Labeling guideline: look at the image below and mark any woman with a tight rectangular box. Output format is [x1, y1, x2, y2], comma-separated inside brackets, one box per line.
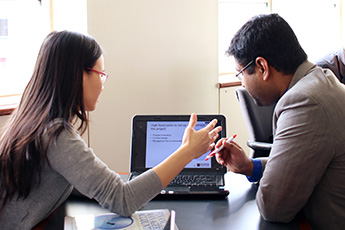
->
[0, 31, 221, 229]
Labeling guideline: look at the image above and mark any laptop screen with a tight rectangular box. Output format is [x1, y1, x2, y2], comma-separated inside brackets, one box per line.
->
[130, 115, 227, 173]
[146, 120, 211, 168]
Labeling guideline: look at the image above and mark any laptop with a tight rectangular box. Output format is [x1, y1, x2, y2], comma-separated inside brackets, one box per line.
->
[128, 114, 229, 198]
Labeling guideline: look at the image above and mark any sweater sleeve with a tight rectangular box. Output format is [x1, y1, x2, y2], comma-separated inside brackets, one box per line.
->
[46, 127, 163, 216]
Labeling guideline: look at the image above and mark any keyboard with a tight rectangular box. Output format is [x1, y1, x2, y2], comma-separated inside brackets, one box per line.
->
[169, 174, 220, 186]
[137, 210, 167, 229]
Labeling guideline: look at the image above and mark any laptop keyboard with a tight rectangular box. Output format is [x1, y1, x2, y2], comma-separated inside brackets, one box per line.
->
[169, 174, 220, 186]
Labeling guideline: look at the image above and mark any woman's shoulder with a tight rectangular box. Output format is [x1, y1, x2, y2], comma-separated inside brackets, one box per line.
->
[44, 119, 89, 159]
[41, 118, 83, 150]
[45, 118, 79, 135]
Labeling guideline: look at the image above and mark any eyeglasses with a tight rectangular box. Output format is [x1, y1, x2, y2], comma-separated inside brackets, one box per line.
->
[235, 60, 254, 80]
[86, 67, 109, 84]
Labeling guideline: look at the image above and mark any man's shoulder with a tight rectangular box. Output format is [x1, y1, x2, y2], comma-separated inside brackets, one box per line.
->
[282, 66, 344, 104]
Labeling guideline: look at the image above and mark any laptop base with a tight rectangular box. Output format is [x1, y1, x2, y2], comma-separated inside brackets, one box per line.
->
[153, 191, 229, 200]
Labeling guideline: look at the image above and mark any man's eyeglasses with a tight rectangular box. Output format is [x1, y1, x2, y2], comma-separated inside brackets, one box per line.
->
[235, 60, 254, 80]
[86, 67, 109, 84]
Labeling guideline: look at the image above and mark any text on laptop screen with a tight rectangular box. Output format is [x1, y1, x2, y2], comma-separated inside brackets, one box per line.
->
[146, 121, 211, 168]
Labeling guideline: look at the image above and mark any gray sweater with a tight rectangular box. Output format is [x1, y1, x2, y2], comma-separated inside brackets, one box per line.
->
[0, 121, 162, 229]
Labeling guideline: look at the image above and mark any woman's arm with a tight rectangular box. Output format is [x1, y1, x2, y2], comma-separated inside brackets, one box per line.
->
[153, 113, 222, 187]
[46, 113, 222, 216]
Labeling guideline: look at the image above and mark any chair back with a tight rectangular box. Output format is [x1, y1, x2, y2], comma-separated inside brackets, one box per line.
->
[315, 48, 345, 84]
[236, 87, 274, 157]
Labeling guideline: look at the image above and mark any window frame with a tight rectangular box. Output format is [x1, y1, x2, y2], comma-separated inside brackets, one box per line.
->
[0, 0, 87, 116]
[0, 0, 52, 116]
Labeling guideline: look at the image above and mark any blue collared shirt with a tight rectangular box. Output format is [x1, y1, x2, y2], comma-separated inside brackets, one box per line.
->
[246, 158, 262, 182]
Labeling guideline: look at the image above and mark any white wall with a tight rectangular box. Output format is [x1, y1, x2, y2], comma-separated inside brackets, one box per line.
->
[87, 0, 219, 172]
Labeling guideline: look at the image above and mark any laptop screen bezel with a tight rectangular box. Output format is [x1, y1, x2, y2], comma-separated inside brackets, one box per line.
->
[130, 114, 227, 174]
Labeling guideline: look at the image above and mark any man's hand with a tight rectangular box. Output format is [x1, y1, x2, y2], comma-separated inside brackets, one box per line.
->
[215, 138, 254, 176]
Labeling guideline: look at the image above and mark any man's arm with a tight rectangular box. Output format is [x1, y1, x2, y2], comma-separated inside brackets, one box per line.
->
[256, 92, 332, 223]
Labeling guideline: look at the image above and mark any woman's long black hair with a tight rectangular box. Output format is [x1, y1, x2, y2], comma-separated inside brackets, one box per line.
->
[0, 31, 103, 211]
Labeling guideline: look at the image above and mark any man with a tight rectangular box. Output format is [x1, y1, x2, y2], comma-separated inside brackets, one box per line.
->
[216, 14, 345, 229]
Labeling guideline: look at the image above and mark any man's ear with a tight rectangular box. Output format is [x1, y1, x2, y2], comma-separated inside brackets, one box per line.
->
[255, 57, 270, 81]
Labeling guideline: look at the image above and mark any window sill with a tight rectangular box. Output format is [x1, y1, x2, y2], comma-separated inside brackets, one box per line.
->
[218, 73, 241, 88]
[218, 81, 241, 88]
[0, 95, 20, 116]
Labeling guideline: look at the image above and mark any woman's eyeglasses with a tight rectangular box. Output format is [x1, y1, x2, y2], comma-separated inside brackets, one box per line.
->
[86, 67, 109, 84]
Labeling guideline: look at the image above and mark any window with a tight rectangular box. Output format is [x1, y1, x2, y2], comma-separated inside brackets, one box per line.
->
[218, 0, 344, 82]
[272, 0, 342, 62]
[218, 0, 270, 80]
[0, 19, 8, 37]
[0, 0, 50, 97]
[0, 0, 87, 112]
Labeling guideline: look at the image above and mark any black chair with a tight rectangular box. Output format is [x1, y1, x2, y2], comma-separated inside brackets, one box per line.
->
[236, 87, 274, 158]
[315, 48, 345, 84]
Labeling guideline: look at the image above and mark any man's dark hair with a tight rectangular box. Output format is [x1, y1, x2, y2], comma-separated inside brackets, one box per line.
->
[227, 14, 307, 75]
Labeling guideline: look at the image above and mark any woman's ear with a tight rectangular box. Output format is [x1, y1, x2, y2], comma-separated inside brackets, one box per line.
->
[255, 57, 270, 81]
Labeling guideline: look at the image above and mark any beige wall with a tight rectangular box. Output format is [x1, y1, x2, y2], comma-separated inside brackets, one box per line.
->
[219, 86, 250, 156]
[87, 0, 220, 172]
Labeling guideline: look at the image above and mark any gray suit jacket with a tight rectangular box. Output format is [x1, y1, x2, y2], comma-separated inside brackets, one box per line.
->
[257, 61, 345, 230]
